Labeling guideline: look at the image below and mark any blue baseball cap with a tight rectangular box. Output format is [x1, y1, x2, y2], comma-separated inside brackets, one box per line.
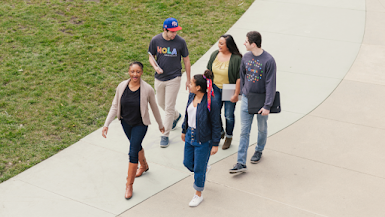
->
[163, 17, 182, 31]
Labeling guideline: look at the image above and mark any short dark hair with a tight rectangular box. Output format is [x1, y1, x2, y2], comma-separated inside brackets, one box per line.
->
[194, 70, 214, 93]
[220, 34, 242, 58]
[129, 61, 143, 70]
[246, 31, 262, 48]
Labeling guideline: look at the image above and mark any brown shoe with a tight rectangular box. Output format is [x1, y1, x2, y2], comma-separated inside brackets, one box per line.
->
[222, 137, 232, 150]
[125, 162, 138, 199]
[136, 149, 149, 177]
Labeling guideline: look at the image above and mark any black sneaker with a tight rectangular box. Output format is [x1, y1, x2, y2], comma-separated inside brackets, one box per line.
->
[250, 151, 262, 164]
[229, 163, 247, 174]
[172, 113, 182, 130]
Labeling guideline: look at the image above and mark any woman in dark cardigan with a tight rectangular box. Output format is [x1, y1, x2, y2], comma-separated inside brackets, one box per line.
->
[207, 34, 242, 150]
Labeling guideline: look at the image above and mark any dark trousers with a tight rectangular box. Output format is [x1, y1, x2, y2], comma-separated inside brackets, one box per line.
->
[213, 84, 237, 137]
[121, 120, 148, 164]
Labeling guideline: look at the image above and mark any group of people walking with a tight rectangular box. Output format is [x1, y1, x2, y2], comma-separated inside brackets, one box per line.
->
[102, 17, 277, 207]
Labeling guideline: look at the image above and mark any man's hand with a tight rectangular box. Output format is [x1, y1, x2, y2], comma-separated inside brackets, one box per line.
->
[156, 67, 163, 74]
[258, 108, 270, 116]
[183, 56, 191, 91]
[181, 133, 186, 142]
[186, 78, 190, 91]
[149, 53, 163, 74]
[159, 127, 165, 134]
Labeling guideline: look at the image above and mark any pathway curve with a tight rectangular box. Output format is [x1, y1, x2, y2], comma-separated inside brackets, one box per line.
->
[2, 0, 383, 216]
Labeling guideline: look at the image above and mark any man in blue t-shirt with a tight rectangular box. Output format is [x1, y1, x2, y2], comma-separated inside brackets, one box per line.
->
[229, 31, 277, 174]
[148, 17, 191, 148]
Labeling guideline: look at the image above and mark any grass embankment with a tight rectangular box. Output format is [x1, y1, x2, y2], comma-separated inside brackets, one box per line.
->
[0, 0, 253, 183]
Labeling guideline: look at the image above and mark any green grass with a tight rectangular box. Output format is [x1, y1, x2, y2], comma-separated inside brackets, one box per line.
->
[0, 0, 253, 183]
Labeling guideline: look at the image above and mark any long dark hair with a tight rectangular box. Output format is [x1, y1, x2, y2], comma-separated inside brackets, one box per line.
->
[221, 34, 242, 58]
[194, 70, 214, 93]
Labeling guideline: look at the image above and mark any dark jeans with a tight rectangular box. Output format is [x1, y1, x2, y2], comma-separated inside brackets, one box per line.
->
[121, 120, 148, 164]
[213, 85, 237, 137]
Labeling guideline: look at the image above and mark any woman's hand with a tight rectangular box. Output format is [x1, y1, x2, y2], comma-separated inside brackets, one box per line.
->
[230, 94, 239, 103]
[211, 146, 218, 155]
[181, 133, 185, 142]
[102, 126, 108, 138]
[159, 127, 165, 134]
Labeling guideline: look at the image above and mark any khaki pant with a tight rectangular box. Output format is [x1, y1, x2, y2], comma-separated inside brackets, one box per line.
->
[154, 76, 181, 137]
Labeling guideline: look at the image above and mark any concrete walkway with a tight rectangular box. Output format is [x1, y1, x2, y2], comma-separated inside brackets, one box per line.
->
[2, 0, 385, 216]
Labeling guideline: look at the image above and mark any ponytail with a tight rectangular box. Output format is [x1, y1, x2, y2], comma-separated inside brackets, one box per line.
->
[194, 69, 214, 111]
[194, 69, 214, 93]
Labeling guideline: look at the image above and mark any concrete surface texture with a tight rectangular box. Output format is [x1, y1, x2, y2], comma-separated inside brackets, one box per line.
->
[1, 0, 385, 216]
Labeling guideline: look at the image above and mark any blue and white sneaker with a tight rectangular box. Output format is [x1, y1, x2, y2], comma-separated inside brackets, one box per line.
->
[172, 113, 182, 130]
[229, 163, 247, 174]
[160, 136, 169, 148]
[250, 151, 262, 164]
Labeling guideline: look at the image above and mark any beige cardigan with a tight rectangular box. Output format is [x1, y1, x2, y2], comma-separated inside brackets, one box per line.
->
[104, 79, 163, 129]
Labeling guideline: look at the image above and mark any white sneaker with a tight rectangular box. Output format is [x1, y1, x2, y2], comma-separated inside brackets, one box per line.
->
[189, 194, 203, 207]
[206, 165, 211, 175]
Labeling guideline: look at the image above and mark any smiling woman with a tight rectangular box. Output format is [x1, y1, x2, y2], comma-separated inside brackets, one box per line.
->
[0, 0, 254, 183]
[207, 34, 242, 150]
[102, 61, 165, 200]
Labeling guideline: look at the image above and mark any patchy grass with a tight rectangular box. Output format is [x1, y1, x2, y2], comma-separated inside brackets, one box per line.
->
[0, 0, 253, 183]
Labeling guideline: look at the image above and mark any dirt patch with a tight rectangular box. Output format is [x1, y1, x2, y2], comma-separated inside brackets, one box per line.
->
[18, 24, 28, 30]
[70, 17, 83, 25]
[56, 11, 65, 16]
[59, 28, 73, 35]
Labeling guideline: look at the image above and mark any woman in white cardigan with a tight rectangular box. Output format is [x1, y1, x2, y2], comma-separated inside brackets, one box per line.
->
[102, 61, 164, 199]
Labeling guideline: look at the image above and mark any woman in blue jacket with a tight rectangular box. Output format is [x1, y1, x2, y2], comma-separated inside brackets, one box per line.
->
[181, 69, 221, 207]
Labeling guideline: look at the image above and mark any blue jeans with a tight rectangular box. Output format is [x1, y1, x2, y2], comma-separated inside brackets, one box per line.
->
[121, 120, 148, 164]
[213, 85, 236, 137]
[183, 127, 212, 192]
[237, 94, 268, 165]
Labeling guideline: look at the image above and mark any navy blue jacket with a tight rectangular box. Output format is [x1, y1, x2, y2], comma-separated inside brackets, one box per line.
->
[182, 92, 221, 146]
